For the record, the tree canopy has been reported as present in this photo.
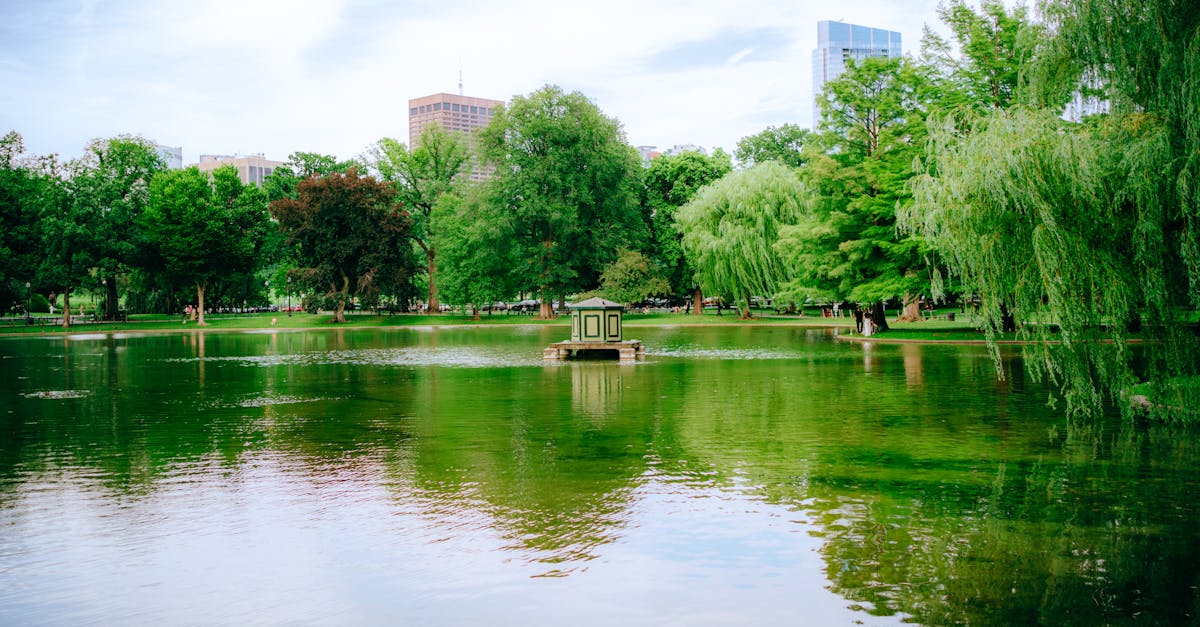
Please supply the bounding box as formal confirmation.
[735,124,809,169]
[921,0,1040,111]
[40,135,164,325]
[0,132,60,315]
[779,56,936,326]
[479,85,645,318]
[905,0,1200,420]
[263,151,359,202]
[141,165,270,325]
[642,150,732,312]
[675,161,812,318]
[432,186,519,318]
[597,249,670,306]
[366,125,469,312]
[270,168,414,323]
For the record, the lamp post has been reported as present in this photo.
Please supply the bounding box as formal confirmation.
[287,276,292,317]
[25,281,31,323]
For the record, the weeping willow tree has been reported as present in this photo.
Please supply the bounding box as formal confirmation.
[674,162,812,318]
[906,0,1200,421]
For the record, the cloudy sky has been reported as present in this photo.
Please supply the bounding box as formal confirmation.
[1,0,947,165]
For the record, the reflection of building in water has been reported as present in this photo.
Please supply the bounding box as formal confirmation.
[571,364,626,420]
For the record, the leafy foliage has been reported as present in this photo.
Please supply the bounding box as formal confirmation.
[432,186,520,316]
[479,85,645,317]
[263,151,359,202]
[921,0,1040,111]
[675,161,812,318]
[270,168,414,322]
[642,150,732,304]
[905,0,1200,420]
[598,249,670,305]
[734,124,809,168]
[366,125,469,312]
[780,57,936,323]
[0,131,60,314]
[40,135,164,323]
[141,166,270,325]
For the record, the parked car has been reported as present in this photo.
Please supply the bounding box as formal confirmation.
[513,299,540,313]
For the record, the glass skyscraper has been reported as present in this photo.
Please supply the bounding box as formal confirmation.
[811,21,902,128]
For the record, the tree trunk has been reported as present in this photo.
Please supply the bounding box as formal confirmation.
[61,290,71,328]
[472,305,480,321]
[740,290,753,319]
[105,276,119,320]
[1000,301,1016,333]
[425,247,438,313]
[692,287,704,316]
[897,293,921,322]
[538,300,555,320]
[871,301,890,333]
[332,273,350,323]
[196,283,207,326]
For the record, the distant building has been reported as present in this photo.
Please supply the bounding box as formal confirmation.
[154,143,183,169]
[408,92,504,182]
[636,146,662,163]
[664,144,708,157]
[811,20,902,128]
[195,154,282,186]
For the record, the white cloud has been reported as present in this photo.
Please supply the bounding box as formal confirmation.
[0,0,947,165]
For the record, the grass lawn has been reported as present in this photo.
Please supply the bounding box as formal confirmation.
[1128,376,1200,419]
[864,318,992,342]
[0,308,856,336]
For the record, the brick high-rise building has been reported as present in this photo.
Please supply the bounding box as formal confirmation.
[408,92,503,181]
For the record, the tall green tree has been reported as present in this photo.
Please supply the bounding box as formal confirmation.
[140,165,270,325]
[784,57,936,327]
[432,187,520,319]
[598,249,670,306]
[921,0,1041,111]
[270,168,415,323]
[263,151,359,202]
[479,85,646,319]
[40,135,164,326]
[261,151,361,312]
[734,124,809,168]
[906,0,1200,420]
[0,132,61,315]
[366,125,469,313]
[642,150,732,313]
[675,161,812,319]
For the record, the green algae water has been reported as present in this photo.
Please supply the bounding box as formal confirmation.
[2,326,1198,625]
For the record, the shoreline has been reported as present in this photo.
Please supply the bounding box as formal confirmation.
[2,312,1014,344]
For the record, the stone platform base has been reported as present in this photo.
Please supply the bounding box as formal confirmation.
[543,340,644,362]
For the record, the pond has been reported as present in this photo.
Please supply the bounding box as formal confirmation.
[1,326,1198,625]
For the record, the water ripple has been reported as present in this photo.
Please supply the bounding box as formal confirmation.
[163,347,542,369]
[648,347,802,360]
[236,394,330,408]
[21,390,92,400]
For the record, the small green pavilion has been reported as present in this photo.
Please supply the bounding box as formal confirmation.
[543,297,644,361]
